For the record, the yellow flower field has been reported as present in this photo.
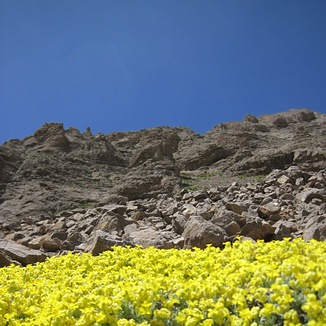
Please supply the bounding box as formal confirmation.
[0,238,325,325]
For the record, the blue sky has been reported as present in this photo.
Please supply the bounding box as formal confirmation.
[1,0,326,144]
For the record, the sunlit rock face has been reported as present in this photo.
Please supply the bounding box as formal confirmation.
[0,108,325,264]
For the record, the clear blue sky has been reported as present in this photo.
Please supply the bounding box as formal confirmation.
[1,0,326,144]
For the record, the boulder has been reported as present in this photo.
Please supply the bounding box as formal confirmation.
[303,216,326,241]
[243,114,259,123]
[225,221,241,237]
[298,188,324,204]
[182,216,227,249]
[95,212,130,233]
[240,217,275,241]
[28,236,44,250]
[0,239,46,266]
[84,230,132,256]
[272,116,288,128]
[212,211,246,229]
[172,213,188,234]
[276,175,291,186]
[125,226,174,249]
[63,232,85,250]
[273,220,298,240]
[0,251,17,267]
[181,204,198,217]
[225,202,245,215]
[40,235,62,252]
[258,203,282,222]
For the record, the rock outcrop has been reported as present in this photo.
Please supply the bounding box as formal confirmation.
[0,109,325,265]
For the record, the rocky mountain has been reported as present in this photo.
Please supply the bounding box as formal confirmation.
[0,108,325,266]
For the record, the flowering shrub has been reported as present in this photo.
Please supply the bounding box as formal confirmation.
[0,238,325,325]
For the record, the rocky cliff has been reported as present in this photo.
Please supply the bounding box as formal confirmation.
[0,108,325,266]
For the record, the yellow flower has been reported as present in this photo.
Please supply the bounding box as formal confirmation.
[284,309,300,325]
[302,294,323,319]
[154,308,171,319]
[259,303,276,317]
[207,301,230,323]
[0,238,324,325]
[138,301,153,317]
[202,319,214,326]
[117,318,136,326]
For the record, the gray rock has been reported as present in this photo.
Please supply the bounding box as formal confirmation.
[130,210,147,221]
[258,203,282,221]
[240,217,275,240]
[181,204,197,217]
[98,204,127,216]
[277,175,291,185]
[40,235,62,252]
[187,190,208,201]
[171,237,185,248]
[63,232,85,250]
[273,116,288,128]
[243,114,259,123]
[172,213,188,235]
[280,193,295,201]
[51,231,68,241]
[182,216,227,249]
[225,202,245,215]
[146,216,166,229]
[273,220,298,240]
[212,211,246,228]
[84,230,131,256]
[303,216,326,241]
[0,251,18,267]
[95,212,130,233]
[51,220,67,231]
[28,236,44,250]
[196,206,214,220]
[0,239,46,266]
[225,221,241,236]
[298,188,324,204]
[126,226,173,248]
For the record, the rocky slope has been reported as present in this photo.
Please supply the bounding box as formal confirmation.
[0,108,325,266]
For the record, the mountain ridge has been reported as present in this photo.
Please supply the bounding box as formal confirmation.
[0,108,325,265]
